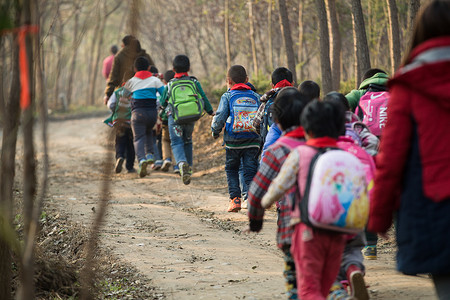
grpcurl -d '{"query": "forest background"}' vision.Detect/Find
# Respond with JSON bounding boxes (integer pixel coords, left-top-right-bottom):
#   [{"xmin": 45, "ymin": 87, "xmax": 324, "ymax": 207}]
[{"xmin": 0, "ymin": 0, "xmax": 422, "ymax": 299}]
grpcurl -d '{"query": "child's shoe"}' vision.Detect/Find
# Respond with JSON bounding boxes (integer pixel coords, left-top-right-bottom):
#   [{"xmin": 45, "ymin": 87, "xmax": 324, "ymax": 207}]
[
  {"xmin": 115, "ymin": 157, "xmax": 124, "ymax": 173},
  {"xmin": 347, "ymin": 265, "xmax": 369, "ymax": 300},
  {"xmin": 127, "ymin": 168, "xmax": 136, "ymax": 173},
  {"xmin": 161, "ymin": 158, "xmax": 172, "ymax": 172},
  {"xmin": 362, "ymin": 245, "xmax": 377, "ymax": 260},
  {"xmin": 327, "ymin": 282, "xmax": 355, "ymax": 300},
  {"xmin": 173, "ymin": 164, "xmax": 180, "ymax": 174},
  {"xmin": 227, "ymin": 197, "xmax": 241, "ymax": 212},
  {"xmin": 179, "ymin": 162, "xmax": 191, "ymax": 185},
  {"xmin": 152, "ymin": 160, "xmax": 163, "ymax": 170},
  {"xmin": 145, "ymin": 153, "xmax": 155, "ymax": 164},
  {"xmin": 241, "ymin": 199, "xmax": 248, "ymax": 209},
  {"xmin": 138, "ymin": 160, "xmax": 148, "ymax": 178}
]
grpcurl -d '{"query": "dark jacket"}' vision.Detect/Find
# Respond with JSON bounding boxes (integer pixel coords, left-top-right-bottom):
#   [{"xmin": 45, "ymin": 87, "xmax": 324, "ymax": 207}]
[
  {"xmin": 104, "ymin": 43, "xmax": 155, "ymax": 98},
  {"xmin": 368, "ymin": 36, "xmax": 450, "ymax": 275}
]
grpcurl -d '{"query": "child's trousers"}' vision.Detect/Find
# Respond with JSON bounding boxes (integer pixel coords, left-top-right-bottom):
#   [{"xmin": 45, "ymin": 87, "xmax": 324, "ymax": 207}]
[
  {"xmin": 131, "ymin": 108, "xmax": 157, "ymax": 162},
  {"xmin": 291, "ymin": 223, "xmax": 346, "ymax": 300}
]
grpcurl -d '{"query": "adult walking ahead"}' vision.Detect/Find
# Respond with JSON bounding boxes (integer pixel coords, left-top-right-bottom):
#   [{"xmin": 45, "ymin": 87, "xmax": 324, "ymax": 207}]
[
  {"xmin": 368, "ymin": 1, "xmax": 450, "ymax": 299},
  {"xmin": 103, "ymin": 35, "xmax": 155, "ymax": 104}
]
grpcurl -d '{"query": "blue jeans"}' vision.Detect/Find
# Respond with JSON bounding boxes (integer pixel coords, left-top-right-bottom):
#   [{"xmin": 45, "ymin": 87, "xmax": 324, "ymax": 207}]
[
  {"xmin": 152, "ymin": 130, "xmax": 163, "ymax": 161},
  {"xmin": 131, "ymin": 108, "xmax": 157, "ymax": 162},
  {"xmin": 115, "ymin": 124, "xmax": 135, "ymax": 170},
  {"xmin": 168, "ymin": 115, "xmax": 195, "ymax": 166},
  {"xmin": 239, "ymin": 159, "xmax": 248, "ymax": 199},
  {"xmin": 225, "ymin": 147, "xmax": 259, "ymax": 199}
]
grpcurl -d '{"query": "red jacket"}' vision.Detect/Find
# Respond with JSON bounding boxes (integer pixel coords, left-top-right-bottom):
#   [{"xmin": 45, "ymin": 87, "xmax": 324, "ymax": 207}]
[{"xmin": 368, "ymin": 36, "xmax": 450, "ymax": 233}]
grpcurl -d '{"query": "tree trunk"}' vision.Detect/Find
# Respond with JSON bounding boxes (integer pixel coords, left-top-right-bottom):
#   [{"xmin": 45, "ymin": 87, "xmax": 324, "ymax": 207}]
[
  {"xmin": 267, "ymin": 0, "xmax": 273, "ymax": 71},
  {"xmin": 278, "ymin": 0, "xmax": 297, "ymax": 84},
  {"xmin": 248, "ymin": 0, "xmax": 258, "ymax": 75},
  {"xmin": 85, "ymin": 11, "xmax": 100, "ymax": 105},
  {"xmin": 408, "ymin": 0, "xmax": 421, "ymax": 43},
  {"xmin": 0, "ymin": 7, "xmax": 22, "ymax": 300},
  {"xmin": 298, "ymin": 0, "xmax": 304, "ymax": 80},
  {"xmin": 66, "ymin": 7, "xmax": 80, "ymax": 106},
  {"xmin": 128, "ymin": 0, "xmax": 140, "ymax": 36},
  {"xmin": 314, "ymin": 0, "xmax": 333, "ymax": 94},
  {"xmin": 386, "ymin": 0, "xmax": 401, "ymax": 74},
  {"xmin": 224, "ymin": 0, "xmax": 231, "ymax": 70},
  {"xmin": 350, "ymin": 0, "xmax": 371, "ymax": 87},
  {"xmin": 89, "ymin": 12, "xmax": 107, "ymax": 105},
  {"xmin": 325, "ymin": 0, "xmax": 341, "ymax": 91}
]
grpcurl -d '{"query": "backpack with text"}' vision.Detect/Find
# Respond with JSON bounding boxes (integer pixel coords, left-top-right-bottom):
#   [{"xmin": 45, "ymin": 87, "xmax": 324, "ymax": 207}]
[
  {"xmin": 168, "ymin": 77, "xmax": 204, "ymax": 124},
  {"xmin": 355, "ymin": 84, "xmax": 390, "ymax": 137},
  {"xmin": 297, "ymin": 146, "xmax": 369, "ymax": 234},
  {"xmin": 225, "ymin": 89, "xmax": 260, "ymax": 139}
]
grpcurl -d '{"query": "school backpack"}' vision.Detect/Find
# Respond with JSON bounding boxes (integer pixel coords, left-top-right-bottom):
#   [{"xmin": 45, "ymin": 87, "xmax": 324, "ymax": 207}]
[
  {"xmin": 168, "ymin": 77, "xmax": 204, "ymax": 124},
  {"xmin": 355, "ymin": 84, "xmax": 390, "ymax": 137},
  {"xmin": 225, "ymin": 89, "xmax": 260, "ymax": 139},
  {"xmin": 297, "ymin": 146, "xmax": 369, "ymax": 234}
]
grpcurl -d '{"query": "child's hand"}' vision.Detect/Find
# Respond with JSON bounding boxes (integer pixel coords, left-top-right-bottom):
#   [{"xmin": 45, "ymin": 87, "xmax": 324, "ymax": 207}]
[
  {"xmin": 209, "ymin": 110, "xmax": 216, "ymax": 116},
  {"xmin": 212, "ymin": 132, "xmax": 220, "ymax": 139},
  {"xmin": 103, "ymin": 96, "xmax": 109, "ymax": 105}
]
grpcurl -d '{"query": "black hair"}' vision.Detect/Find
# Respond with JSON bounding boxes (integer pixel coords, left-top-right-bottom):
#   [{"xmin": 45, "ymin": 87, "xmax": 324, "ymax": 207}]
[
  {"xmin": 173, "ymin": 55, "xmax": 190, "ymax": 73},
  {"xmin": 227, "ymin": 65, "xmax": 247, "ymax": 84},
  {"xmin": 164, "ymin": 70, "xmax": 175, "ymax": 82},
  {"xmin": 271, "ymin": 67, "xmax": 293, "ymax": 85},
  {"xmin": 271, "ymin": 87, "xmax": 312, "ymax": 130},
  {"xmin": 298, "ymin": 80, "xmax": 321, "ymax": 101},
  {"xmin": 362, "ymin": 68, "xmax": 387, "ymax": 81},
  {"xmin": 323, "ymin": 92, "xmax": 350, "ymax": 111},
  {"xmin": 134, "ymin": 56, "xmax": 150, "ymax": 71},
  {"xmin": 149, "ymin": 65, "xmax": 159, "ymax": 73},
  {"xmin": 301, "ymin": 99, "xmax": 345, "ymax": 139},
  {"xmin": 122, "ymin": 35, "xmax": 135, "ymax": 46},
  {"xmin": 110, "ymin": 45, "xmax": 118, "ymax": 55}
]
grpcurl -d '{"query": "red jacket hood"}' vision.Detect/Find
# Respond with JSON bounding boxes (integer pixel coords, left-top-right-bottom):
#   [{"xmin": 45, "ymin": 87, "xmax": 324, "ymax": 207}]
[{"xmin": 389, "ymin": 37, "xmax": 450, "ymax": 110}]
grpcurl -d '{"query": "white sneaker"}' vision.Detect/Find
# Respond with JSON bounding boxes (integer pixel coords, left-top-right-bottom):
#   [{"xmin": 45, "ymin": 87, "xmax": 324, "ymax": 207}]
[{"xmin": 241, "ymin": 200, "xmax": 248, "ymax": 209}]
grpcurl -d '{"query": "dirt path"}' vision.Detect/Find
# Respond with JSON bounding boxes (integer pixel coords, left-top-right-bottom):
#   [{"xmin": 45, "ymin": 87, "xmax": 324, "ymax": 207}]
[{"xmin": 29, "ymin": 116, "xmax": 437, "ymax": 299}]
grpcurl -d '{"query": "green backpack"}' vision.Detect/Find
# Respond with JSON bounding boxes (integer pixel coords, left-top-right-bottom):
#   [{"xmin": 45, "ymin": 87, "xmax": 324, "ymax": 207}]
[{"xmin": 168, "ymin": 77, "xmax": 204, "ymax": 124}]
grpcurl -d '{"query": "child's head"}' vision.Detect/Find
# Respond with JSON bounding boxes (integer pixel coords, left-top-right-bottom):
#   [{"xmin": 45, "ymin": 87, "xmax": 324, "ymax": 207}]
[
  {"xmin": 122, "ymin": 35, "xmax": 135, "ymax": 47},
  {"xmin": 271, "ymin": 67, "xmax": 293, "ymax": 86},
  {"xmin": 323, "ymin": 92, "xmax": 350, "ymax": 111},
  {"xmin": 173, "ymin": 55, "xmax": 190, "ymax": 73},
  {"xmin": 134, "ymin": 56, "xmax": 150, "ymax": 71},
  {"xmin": 227, "ymin": 65, "xmax": 248, "ymax": 87},
  {"xmin": 361, "ymin": 68, "xmax": 387, "ymax": 81},
  {"xmin": 163, "ymin": 70, "xmax": 175, "ymax": 84},
  {"xmin": 271, "ymin": 87, "xmax": 311, "ymax": 131},
  {"xmin": 110, "ymin": 45, "xmax": 118, "ymax": 55},
  {"xmin": 298, "ymin": 80, "xmax": 321, "ymax": 101},
  {"xmin": 301, "ymin": 99, "xmax": 345, "ymax": 139},
  {"xmin": 149, "ymin": 65, "xmax": 159, "ymax": 73}
]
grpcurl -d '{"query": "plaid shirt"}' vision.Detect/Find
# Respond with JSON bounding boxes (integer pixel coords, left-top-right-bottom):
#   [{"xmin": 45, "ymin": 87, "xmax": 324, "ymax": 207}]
[{"xmin": 247, "ymin": 137, "xmax": 305, "ymax": 248}]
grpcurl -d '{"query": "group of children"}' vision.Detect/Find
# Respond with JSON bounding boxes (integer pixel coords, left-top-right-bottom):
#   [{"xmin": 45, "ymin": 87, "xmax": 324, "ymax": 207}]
[{"xmin": 106, "ymin": 51, "xmax": 388, "ymax": 300}]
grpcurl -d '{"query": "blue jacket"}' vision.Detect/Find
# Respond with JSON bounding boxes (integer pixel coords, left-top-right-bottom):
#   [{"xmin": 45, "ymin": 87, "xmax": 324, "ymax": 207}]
[
  {"xmin": 260, "ymin": 123, "xmax": 282, "ymax": 161},
  {"xmin": 211, "ymin": 86, "xmax": 261, "ymax": 149}
]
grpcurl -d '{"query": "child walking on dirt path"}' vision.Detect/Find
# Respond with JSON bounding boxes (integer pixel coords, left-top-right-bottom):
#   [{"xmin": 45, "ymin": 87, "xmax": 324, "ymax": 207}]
[
  {"xmin": 211, "ymin": 65, "xmax": 261, "ymax": 213},
  {"xmin": 247, "ymin": 87, "xmax": 312, "ymax": 300},
  {"xmin": 159, "ymin": 55, "xmax": 215, "ymax": 185},
  {"xmin": 262, "ymin": 100, "xmax": 365, "ymax": 300},
  {"xmin": 124, "ymin": 56, "xmax": 165, "ymax": 178},
  {"xmin": 159, "ymin": 70, "xmax": 176, "ymax": 173}
]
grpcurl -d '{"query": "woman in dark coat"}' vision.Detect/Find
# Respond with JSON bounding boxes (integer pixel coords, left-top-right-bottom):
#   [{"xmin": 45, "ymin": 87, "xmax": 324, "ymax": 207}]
[{"xmin": 368, "ymin": 1, "xmax": 450, "ymax": 298}]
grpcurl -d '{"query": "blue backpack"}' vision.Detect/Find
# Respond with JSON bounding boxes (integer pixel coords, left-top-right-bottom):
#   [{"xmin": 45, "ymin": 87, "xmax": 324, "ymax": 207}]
[
  {"xmin": 260, "ymin": 90, "xmax": 280, "ymax": 141},
  {"xmin": 225, "ymin": 90, "xmax": 260, "ymax": 139}
]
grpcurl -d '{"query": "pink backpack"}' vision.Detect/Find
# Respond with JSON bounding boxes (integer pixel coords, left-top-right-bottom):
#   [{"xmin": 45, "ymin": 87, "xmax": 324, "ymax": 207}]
[
  {"xmin": 355, "ymin": 85, "xmax": 390, "ymax": 137},
  {"xmin": 294, "ymin": 146, "xmax": 369, "ymax": 234}
]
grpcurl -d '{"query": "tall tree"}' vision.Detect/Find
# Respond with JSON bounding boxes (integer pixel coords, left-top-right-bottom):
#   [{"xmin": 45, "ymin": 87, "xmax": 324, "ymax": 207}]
[
  {"xmin": 350, "ymin": 0, "xmax": 371, "ymax": 87},
  {"xmin": 325, "ymin": 0, "xmax": 341, "ymax": 91},
  {"xmin": 278, "ymin": 0, "xmax": 297, "ymax": 84},
  {"xmin": 298, "ymin": 0, "xmax": 305, "ymax": 80},
  {"xmin": 224, "ymin": 0, "xmax": 231, "ymax": 70},
  {"xmin": 386, "ymin": 0, "xmax": 401, "ymax": 74},
  {"xmin": 315, "ymin": 0, "xmax": 333, "ymax": 94},
  {"xmin": 267, "ymin": 0, "xmax": 273, "ymax": 71},
  {"xmin": 248, "ymin": 0, "xmax": 258, "ymax": 75},
  {"xmin": 408, "ymin": 0, "xmax": 421, "ymax": 41}
]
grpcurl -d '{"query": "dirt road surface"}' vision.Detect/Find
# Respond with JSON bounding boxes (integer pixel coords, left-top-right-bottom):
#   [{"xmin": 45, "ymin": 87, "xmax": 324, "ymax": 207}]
[{"xmin": 19, "ymin": 116, "xmax": 437, "ymax": 299}]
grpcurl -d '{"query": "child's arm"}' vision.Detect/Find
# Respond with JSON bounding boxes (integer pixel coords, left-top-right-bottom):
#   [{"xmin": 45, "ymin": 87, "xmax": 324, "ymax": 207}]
[
  {"xmin": 195, "ymin": 80, "xmax": 214, "ymax": 115},
  {"xmin": 159, "ymin": 85, "xmax": 169, "ymax": 108},
  {"xmin": 211, "ymin": 92, "xmax": 230, "ymax": 136},
  {"xmin": 261, "ymin": 149, "xmax": 300, "ymax": 208}
]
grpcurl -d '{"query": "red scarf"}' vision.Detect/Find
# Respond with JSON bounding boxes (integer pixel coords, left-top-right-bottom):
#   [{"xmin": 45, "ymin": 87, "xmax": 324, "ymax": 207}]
[
  {"xmin": 135, "ymin": 70, "xmax": 152, "ymax": 79},
  {"xmin": 284, "ymin": 126, "xmax": 305, "ymax": 139},
  {"xmin": 231, "ymin": 83, "xmax": 251, "ymax": 90},
  {"xmin": 306, "ymin": 137, "xmax": 338, "ymax": 148},
  {"xmin": 274, "ymin": 79, "xmax": 293, "ymax": 89},
  {"xmin": 174, "ymin": 72, "xmax": 189, "ymax": 78}
]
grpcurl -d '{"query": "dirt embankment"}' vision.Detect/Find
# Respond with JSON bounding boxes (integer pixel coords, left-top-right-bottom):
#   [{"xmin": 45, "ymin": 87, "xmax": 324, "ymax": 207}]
[{"xmin": 12, "ymin": 114, "xmax": 437, "ymax": 299}]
